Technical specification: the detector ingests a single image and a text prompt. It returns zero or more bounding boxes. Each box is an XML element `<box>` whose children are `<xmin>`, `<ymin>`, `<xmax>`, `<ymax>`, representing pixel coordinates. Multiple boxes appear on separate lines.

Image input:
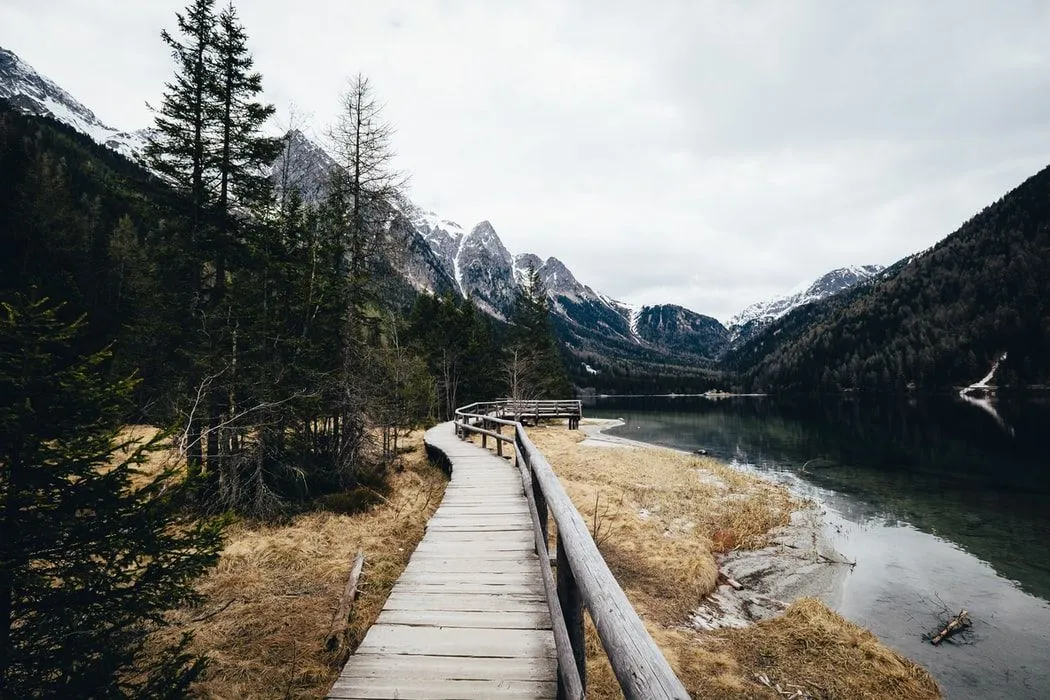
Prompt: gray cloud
<box><xmin>4</xmin><ymin>0</ymin><xmax>1050</xmax><ymax>321</ymax></box>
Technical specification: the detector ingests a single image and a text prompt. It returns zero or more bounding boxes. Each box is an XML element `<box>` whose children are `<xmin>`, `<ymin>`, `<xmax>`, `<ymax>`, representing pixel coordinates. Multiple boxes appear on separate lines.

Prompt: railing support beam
<box><xmin>557</xmin><ymin>532</ymin><xmax>586</xmax><ymax>697</ymax></box>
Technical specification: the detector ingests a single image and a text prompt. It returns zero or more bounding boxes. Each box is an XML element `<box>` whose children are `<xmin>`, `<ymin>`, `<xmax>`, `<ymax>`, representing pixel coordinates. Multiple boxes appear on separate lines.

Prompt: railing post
<box><xmin>533</xmin><ymin>470</ymin><xmax>548</xmax><ymax>548</ymax></box>
<box><xmin>495</xmin><ymin>423</ymin><xmax>503</xmax><ymax>457</ymax></box>
<box><xmin>557</xmin><ymin>532</ymin><xmax>586</xmax><ymax>697</ymax></box>
<box><xmin>481</xmin><ymin>418</ymin><xmax>487</xmax><ymax>449</ymax></box>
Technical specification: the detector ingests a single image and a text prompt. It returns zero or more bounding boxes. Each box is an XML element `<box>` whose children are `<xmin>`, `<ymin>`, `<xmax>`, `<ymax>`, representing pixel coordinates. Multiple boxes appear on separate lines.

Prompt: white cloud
<box><xmin>4</xmin><ymin>0</ymin><xmax>1050</xmax><ymax>321</ymax></box>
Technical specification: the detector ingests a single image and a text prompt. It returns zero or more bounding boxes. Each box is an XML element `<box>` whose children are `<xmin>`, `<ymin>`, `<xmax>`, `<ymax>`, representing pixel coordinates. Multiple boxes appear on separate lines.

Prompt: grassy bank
<box><xmin>144</xmin><ymin>430</ymin><xmax>446</xmax><ymax>699</ymax></box>
<box><xmin>527</xmin><ymin>423</ymin><xmax>940</xmax><ymax>699</ymax></box>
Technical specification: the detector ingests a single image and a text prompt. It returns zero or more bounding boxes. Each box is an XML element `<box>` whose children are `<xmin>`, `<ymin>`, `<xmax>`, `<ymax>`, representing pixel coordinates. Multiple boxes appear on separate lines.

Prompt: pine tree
<box><xmin>147</xmin><ymin>0</ymin><xmax>219</xmax><ymax>473</ymax></box>
<box><xmin>506</xmin><ymin>265</ymin><xmax>572</xmax><ymax>401</ymax></box>
<box><xmin>210</xmin><ymin>1</ymin><xmax>282</xmax><ymax>292</ymax></box>
<box><xmin>147</xmin><ymin>0</ymin><xmax>218</xmax><ymax>241</ymax></box>
<box><xmin>0</xmin><ymin>296</ymin><xmax>223</xmax><ymax>697</ymax></box>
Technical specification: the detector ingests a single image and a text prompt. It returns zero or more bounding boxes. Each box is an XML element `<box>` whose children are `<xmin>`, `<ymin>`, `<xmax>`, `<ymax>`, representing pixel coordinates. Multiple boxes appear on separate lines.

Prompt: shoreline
<box><xmin>580</xmin><ymin>418</ymin><xmax>851</xmax><ymax>630</ymax></box>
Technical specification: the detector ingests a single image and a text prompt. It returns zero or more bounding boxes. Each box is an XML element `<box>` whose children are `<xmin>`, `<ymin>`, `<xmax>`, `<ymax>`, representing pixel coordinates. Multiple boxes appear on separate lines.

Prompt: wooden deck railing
<box><xmin>453</xmin><ymin>400</ymin><xmax>688</xmax><ymax>700</ymax></box>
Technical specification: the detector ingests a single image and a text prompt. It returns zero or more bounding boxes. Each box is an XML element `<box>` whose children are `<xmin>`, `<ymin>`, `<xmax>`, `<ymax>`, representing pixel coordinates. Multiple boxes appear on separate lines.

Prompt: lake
<box><xmin>585</xmin><ymin>393</ymin><xmax>1050</xmax><ymax>700</ymax></box>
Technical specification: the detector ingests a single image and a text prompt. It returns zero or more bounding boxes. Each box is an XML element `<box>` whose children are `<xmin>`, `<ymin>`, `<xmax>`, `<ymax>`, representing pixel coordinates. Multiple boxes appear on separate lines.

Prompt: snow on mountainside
<box><xmin>0</xmin><ymin>44</ymin><xmax>889</xmax><ymax>375</ymax></box>
<box><xmin>0</xmin><ymin>46</ymin><xmax>148</xmax><ymax>162</ymax></box>
<box><xmin>730</xmin><ymin>265</ymin><xmax>884</xmax><ymax>330</ymax></box>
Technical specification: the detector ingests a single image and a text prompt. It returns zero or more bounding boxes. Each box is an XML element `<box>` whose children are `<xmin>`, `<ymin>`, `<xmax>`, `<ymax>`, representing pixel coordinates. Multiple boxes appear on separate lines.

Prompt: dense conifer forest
<box><xmin>0</xmin><ymin>0</ymin><xmax>570</xmax><ymax>693</ymax></box>
<box><xmin>726</xmin><ymin>164</ymin><xmax>1050</xmax><ymax>392</ymax></box>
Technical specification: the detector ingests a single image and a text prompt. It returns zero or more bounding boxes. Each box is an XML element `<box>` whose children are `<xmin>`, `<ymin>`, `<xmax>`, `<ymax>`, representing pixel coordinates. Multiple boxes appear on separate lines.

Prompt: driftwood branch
<box><xmin>931</xmin><ymin>609</ymin><xmax>971</xmax><ymax>645</ymax></box>
<box><xmin>326</xmin><ymin>550</ymin><xmax>365</xmax><ymax>656</ymax></box>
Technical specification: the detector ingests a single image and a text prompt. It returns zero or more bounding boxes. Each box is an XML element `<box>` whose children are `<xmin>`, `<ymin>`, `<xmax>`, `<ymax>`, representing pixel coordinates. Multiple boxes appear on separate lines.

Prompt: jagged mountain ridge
<box><xmin>728</xmin><ymin>265</ymin><xmax>885</xmax><ymax>349</ymax></box>
<box><xmin>0</xmin><ymin>44</ymin><xmax>882</xmax><ymax>384</ymax></box>
<box><xmin>0</xmin><ymin>45</ymin><xmax>148</xmax><ymax>162</ymax></box>
<box><xmin>730</xmin><ymin>265</ymin><xmax>884</xmax><ymax>328</ymax></box>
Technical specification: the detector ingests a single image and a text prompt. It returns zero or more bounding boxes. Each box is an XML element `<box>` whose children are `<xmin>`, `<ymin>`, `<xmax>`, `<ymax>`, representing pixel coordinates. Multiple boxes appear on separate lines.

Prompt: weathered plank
<box><xmin>395</xmin><ymin>570</ymin><xmax>542</xmax><ymax>586</ymax></box>
<box><xmin>400</xmin><ymin>559</ymin><xmax>539</xmax><ymax>574</ymax></box>
<box><xmin>356</xmin><ymin>625</ymin><xmax>556</xmax><ymax>658</ymax></box>
<box><xmin>383</xmin><ymin>592</ymin><xmax>548</xmax><ymax>612</ymax></box>
<box><xmin>328</xmin><ymin>677</ymin><xmax>556</xmax><ymax>699</ymax></box>
<box><xmin>334</xmin><ymin>654</ymin><xmax>555</xmax><ymax>681</ymax></box>
<box><xmin>377</xmin><ymin>608</ymin><xmax>552</xmax><ymax>629</ymax></box>
<box><xmin>390</xmin><ymin>580</ymin><xmax>542</xmax><ymax>596</ymax></box>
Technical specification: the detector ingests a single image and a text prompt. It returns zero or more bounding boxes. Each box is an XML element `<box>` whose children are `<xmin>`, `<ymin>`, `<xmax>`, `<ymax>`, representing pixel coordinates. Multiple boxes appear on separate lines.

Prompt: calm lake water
<box><xmin>585</xmin><ymin>394</ymin><xmax>1050</xmax><ymax>700</ymax></box>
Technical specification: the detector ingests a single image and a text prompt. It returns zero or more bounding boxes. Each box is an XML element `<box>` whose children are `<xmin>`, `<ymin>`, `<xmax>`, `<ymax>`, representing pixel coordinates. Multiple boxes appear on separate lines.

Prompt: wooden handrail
<box><xmin>452</xmin><ymin>399</ymin><xmax>688</xmax><ymax>700</ymax></box>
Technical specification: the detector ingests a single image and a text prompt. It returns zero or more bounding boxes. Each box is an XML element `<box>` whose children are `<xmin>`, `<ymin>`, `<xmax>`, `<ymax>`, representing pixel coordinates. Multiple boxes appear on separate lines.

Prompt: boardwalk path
<box><xmin>327</xmin><ymin>421</ymin><xmax>557</xmax><ymax>699</ymax></box>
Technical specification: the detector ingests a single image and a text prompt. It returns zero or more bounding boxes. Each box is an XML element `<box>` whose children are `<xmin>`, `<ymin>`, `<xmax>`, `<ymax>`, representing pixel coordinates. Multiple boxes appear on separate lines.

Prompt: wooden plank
<box><xmin>395</xmin><ymin>570</ymin><xmax>542</xmax><ymax>586</ymax></box>
<box><xmin>420</xmin><ymin>530</ymin><xmax>535</xmax><ymax>544</ymax></box>
<box><xmin>428</xmin><ymin>513</ymin><xmax>530</xmax><ymax>522</ymax></box>
<box><xmin>336</xmin><ymin>654</ymin><xmax>555</xmax><ymax>681</ymax></box>
<box><xmin>426</xmin><ymin>522</ymin><xmax>533</xmax><ymax>532</ymax></box>
<box><xmin>390</xmin><ymin>581</ymin><xmax>542</xmax><ymax>596</ymax></box>
<box><xmin>400</xmin><ymin>559</ymin><xmax>540</xmax><ymax>575</ymax></box>
<box><xmin>412</xmin><ymin>541</ymin><xmax>535</xmax><ymax>554</ymax></box>
<box><xmin>328</xmin><ymin>676</ymin><xmax>556</xmax><ymax>699</ymax></box>
<box><xmin>383</xmin><ymin>592</ymin><xmax>548</xmax><ymax>612</ymax></box>
<box><xmin>434</xmin><ymin>505</ymin><xmax>530</xmax><ymax>514</ymax></box>
<box><xmin>356</xmin><ymin>624</ymin><xmax>556</xmax><ymax>658</ymax></box>
<box><xmin>410</xmin><ymin>548</ymin><xmax>536</xmax><ymax>559</ymax></box>
<box><xmin>376</xmin><ymin>608</ymin><xmax>552</xmax><ymax>629</ymax></box>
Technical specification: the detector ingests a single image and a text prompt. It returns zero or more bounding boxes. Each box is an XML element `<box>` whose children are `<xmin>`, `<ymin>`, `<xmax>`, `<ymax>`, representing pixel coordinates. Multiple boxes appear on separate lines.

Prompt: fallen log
<box><xmin>326</xmin><ymin>550</ymin><xmax>365</xmax><ymax>656</ymax></box>
<box><xmin>931</xmin><ymin>609</ymin><xmax>970</xmax><ymax>645</ymax></box>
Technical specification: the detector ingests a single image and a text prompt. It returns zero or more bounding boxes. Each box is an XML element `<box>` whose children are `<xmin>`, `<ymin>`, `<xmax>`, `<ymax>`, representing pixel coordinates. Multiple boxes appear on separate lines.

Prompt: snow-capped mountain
<box><xmin>729</xmin><ymin>265</ymin><xmax>884</xmax><ymax>346</ymax></box>
<box><xmin>0</xmin><ymin>46</ymin><xmax>148</xmax><ymax>162</ymax></box>
<box><xmin>0</xmin><ymin>44</ymin><xmax>882</xmax><ymax>383</ymax></box>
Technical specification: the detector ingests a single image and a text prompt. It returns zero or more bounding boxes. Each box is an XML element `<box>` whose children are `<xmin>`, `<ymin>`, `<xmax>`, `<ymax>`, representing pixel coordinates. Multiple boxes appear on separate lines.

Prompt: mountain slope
<box><xmin>0</xmin><ymin>45</ymin><xmax>147</xmax><ymax>162</ymax></box>
<box><xmin>729</xmin><ymin>265</ymin><xmax>884</xmax><ymax>348</ymax></box>
<box><xmin>636</xmin><ymin>305</ymin><xmax>729</xmax><ymax>358</ymax></box>
<box><xmin>730</xmin><ymin>166</ymin><xmax>1050</xmax><ymax>391</ymax></box>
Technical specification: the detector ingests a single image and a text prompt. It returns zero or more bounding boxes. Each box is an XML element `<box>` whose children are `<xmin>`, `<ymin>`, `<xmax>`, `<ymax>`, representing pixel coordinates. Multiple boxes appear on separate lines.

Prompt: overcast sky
<box><xmin>5</xmin><ymin>1</ymin><xmax>1050</xmax><ymax>321</ymax></box>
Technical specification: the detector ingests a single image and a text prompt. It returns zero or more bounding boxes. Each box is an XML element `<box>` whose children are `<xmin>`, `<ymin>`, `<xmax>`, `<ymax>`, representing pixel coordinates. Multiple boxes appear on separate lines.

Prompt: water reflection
<box><xmin>586</xmin><ymin>394</ymin><xmax>1050</xmax><ymax>699</ymax></box>
<box><xmin>587</xmin><ymin>394</ymin><xmax>1050</xmax><ymax>601</ymax></box>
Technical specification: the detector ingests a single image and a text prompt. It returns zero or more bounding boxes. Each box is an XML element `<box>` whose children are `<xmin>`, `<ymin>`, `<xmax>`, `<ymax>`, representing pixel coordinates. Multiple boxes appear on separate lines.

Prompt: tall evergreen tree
<box><xmin>210</xmin><ymin>1</ymin><xmax>282</xmax><ymax>291</ymax></box>
<box><xmin>506</xmin><ymin>265</ymin><xmax>572</xmax><ymax>400</ymax></box>
<box><xmin>0</xmin><ymin>297</ymin><xmax>223</xmax><ymax>697</ymax></box>
<box><xmin>147</xmin><ymin>0</ymin><xmax>218</xmax><ymax>241</ymax></box>
<box><xmin>147</xmin><ymin>0</ymin><xmax>219</xmax><ymax>473</ymax></box>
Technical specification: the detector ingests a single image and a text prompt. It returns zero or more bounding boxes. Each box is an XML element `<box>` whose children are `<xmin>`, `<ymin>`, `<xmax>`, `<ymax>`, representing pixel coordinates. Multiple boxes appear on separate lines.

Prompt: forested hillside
<box><xmin>728</xmin><ymin>164</ymin><xmax>1050</xmax><ymax>392</ymax></box>
<box><xmin>0</xmin><ymin>1</ymin><xmax>571</xmax><ymax>693</ymax></box>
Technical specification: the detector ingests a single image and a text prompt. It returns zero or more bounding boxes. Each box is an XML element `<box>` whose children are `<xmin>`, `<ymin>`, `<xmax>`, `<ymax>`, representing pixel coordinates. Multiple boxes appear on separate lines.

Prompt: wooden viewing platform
<box><xmin>327</xmin><ymin>400</ymin><xmax>688</xmax><ymax>700</ymax></box>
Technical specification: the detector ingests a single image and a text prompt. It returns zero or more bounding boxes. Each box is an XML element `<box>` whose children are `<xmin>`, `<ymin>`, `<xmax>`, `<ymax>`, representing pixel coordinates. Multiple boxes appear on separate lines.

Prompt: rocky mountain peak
<box><xmin>0</xmin><ymin>45</ymin><xmax>147</xmax><ymax>162</ymax></box>
<box><xmin>270</xmin><ymin>129</ymin><xmax>338</xmax><ymax>204</ymax></box>
<box><xmin>730</xmin><ymin>263</ymin><xmax>885</xmax><ymax>330</ymax></box>
<box><xmin>539</xmin><ymin>256</ymin><xmax>588</xmax><ymax>299</ymax></box>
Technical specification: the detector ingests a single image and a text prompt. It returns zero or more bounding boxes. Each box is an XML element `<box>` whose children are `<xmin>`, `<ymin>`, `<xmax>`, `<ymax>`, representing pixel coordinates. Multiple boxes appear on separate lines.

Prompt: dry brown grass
<box><xmin>528</xmin><ymin>424</ymin><xmax>797</xmax><ymax>626</ymax></box>
<box><xmin>527</xmin><ymin>423</ymin><xmax>940</xmax><ymax>700</ymax></box>
<box><xmin>149</xmin><ymin>429</ymin><xmax>447</xmax><ymax>699</ymax></box>
<box><xmin>109</xmin><ymin>425</ymin><xmax>180</xmax><ymax>489</ymax></box>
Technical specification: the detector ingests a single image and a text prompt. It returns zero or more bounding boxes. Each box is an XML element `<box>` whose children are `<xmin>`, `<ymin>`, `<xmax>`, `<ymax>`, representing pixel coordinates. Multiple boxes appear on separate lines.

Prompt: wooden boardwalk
<box><xmin>327</xmin><ymin>421</ymin><xmax>557</xmax><ymax>700</ymax></box>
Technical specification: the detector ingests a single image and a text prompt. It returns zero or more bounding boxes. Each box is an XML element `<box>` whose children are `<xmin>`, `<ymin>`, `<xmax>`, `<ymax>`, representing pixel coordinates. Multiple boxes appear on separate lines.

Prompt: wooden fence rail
<box><xmin>454</xmin><ymin>400</ymin><xmax>688</xmax><ymax>700</ymax></box>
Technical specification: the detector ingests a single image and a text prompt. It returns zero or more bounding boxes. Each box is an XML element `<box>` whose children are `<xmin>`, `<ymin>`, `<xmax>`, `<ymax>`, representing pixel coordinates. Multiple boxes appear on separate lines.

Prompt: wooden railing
<box><xmin>453</xmin><ymin>400</ymin><xmax>688</xmax><ymax>700</ymax></box>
